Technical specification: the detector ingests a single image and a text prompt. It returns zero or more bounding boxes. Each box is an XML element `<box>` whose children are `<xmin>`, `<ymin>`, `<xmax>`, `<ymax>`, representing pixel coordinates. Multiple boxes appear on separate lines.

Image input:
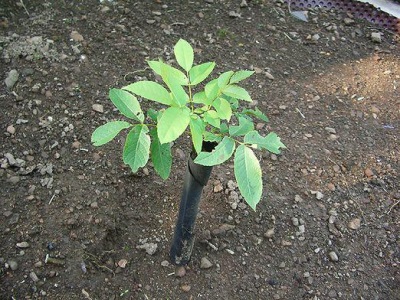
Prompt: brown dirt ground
<box><xmin>1</xmin><ymin>0</ymin><xmax>399</xmax><ymax>299</ymax></box>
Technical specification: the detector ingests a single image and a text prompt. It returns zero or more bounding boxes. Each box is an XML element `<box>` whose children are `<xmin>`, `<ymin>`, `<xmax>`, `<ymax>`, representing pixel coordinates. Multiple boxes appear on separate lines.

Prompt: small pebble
<box><xmin>264</xmin><ymin>228</ymin><xmax>275</xmax><ymax>238</ymax></box>
<box><xmin>92</xmin><ymin>104</ymin><xmax>104</xmax><ymax>113</ymax></box>
<box><xmin>16</xmin><ymin>242</ymin><xmax>30</xmax><ymax>248</ymax></box>
<box><xmin>348</xmin><ymin>218</ymin><xmax>361</xmax><ymax>230</ymax></box>
<box><xmin>328</xmin><ymin>251</ymin><xmax>339</xmax><ymax>262</ymax></box>
<box><xmin>364</xmin><ymin>168</ymin><xmax>374</xmax><ymax>177</ymax></box>
<box><xmin>6</xmin><ymin>125</ymin><xmax>16</xmax><ymax>134</ymax></box>
<box><xmin>200</xmin><ymin>257</ymin><xmax>213</xmax><ymax>269</ymax></box>
<box><xmin>175</xmin><ymin>266</ymin><xmax>186</xmax><ymax>277</ymax></box>
<box><xmin>29</xmin><ymin>271</ymin><xmax>39</xmax><ymax>282</ymax></box>
<box><xmin>181</xmin><ymin>285</ymin><xmax>191</xmax><ymax>292</ymax></box>
<box><xmin>8</xmin><ymin>260</ymin><xmax>18</xmax><ymax>271</ymax></box>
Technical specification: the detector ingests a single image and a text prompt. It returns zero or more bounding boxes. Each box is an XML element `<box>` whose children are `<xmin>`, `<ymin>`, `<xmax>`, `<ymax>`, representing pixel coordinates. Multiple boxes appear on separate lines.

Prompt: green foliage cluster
<box><xmin>91</xmin><ymin>39</ymin><xmax>285</xmax><ymax>210</ymax></box>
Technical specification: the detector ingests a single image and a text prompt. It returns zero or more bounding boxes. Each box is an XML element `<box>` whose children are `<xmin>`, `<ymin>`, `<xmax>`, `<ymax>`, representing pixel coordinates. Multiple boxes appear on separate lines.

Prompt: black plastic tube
<box><xmin>169</xmin><ymin>142</ymin><xmax>216</xmax><ymax>265</ymax></box>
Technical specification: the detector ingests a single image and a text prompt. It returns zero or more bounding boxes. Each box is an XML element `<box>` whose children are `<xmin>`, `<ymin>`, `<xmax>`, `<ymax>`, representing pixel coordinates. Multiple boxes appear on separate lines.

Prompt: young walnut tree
<box><xmin>91</xmin><ymin>39</ymin><xmax>286</xmax><ymax>210</ymax></box>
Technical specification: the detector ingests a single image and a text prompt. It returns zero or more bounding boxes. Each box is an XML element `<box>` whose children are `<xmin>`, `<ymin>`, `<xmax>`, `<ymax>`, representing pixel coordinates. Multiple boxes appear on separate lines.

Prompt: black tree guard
<box><xmin>170</xmin><ymin>142</ymin><xmax>216</xmax><ymax>265</ymax></box>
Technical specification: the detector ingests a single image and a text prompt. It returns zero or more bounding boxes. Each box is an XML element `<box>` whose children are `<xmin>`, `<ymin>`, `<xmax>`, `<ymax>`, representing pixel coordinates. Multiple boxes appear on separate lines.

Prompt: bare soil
<box><xmin>1</xmin><ymin>1</ymin><xmax>399</xmax><ymax>299</ymax></box>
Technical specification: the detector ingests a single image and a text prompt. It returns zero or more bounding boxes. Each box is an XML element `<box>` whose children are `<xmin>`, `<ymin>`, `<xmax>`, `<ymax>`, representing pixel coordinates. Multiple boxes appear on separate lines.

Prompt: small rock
<box><xmin>16</xmin><ymin>242</ymin><xmax>30</xmax><ymax>248</ymax></box>
<box><xmin>161</xmin><ymin>260</ymin><xmax>169</xmax><ymax>267</ymax></box>
<box><xmin>328</xmin><ymin>251</ymin><xmax>339</xmax><ymax>262</ymax></box>
<box><xmin>371</xmin><ymin>106</ymin><xmax>380</xmax><ymax>113</ymax></box>
<box><xmin>175</xmin><ymin>266</ymin><xmax>186</xmax><ymax>277</ymax></box>
<box><xmin>137</xmin><ymin>242</ymin><xmax>157</xmax><ymax>255</ymax></box>
<box><xmin>298</xmin><ymin>225</ymin><xmax>305</xmax><ymax>234</ymax></box>
<box><xmin>5</xmin><ymin>69</ymin><xmax>19</xmax><ymax>89</ymax></box>
<box><xmin>200</xmin><ymin>257</ymin><xmax>213</xmax><ymax>269</ymax></box>
<box><xmin>29</xmin><ymin>271</ymin><xmax>39</xmax><ymax>282</ymax></box>
<box><xmin>228</xmin><ymin>11</ymin><xmax>241</xmax><ymax>18</ymax></box>
<box><xmin>118</xmin><ymin>259</ymin><xmax>128</xmax><ymax>268</ymax></box>
<box><xmin>92</xmin><ymin>104</ymin><xmax>104</xmax><ymax>113</ymax></box>
<box><xmin>264</xmin><ymin>228</ymin><xmax>275</xmax><ymax>238</ymax></box>
<box><xmin>212</xmin><ymin>224</ymin><xmax>235</xmax><ymax>236</ymax></box>
<box><xmin>181</xmin><ymin>285</ymin><xmax>191</xmax><ymax>292</ymax></box>
<box><xmin>364</xmin><ymin>168</ymin><xmax>374</xmax><ymax>177</ymax></box>
<box><xmin>240</xmin><ymin>0</ymin><xmax>248</xmax><ymax>8</ymax></box>
<box><xmin>315</xmin><ymin>191</ymin><xmax>324</xmax><ymax>200</ymax></box>
<box><xmin>294</xmin><ymin>195</ymin><xmax>303</xmax><ymax>203</ymax></box>
<box><xmin>213</xmin><ymin>181</ymin><xmax>223</xmax><ymax>193</ymax></box>
<box><xmin>70</xmin><ymin>31</ymin><xmax>84</xmax><ymax>42</ymax></box>
<box><xmin>348</xmin><ymin>218</ymin><xmax>361</xmax><ymax>230</ymax></box>
<box><xmin>312</xmin><ymin>34</ymin><xmax>320</xmax><ymax>41</ymax></box>
<box><xmin>270</xmin><ymin>154</ymin><xmax>278</xmax><ymax>161</ymax></box>
<box><xmin>6</xmin><ymin>125</ymin><xmax>16</xmax><ymax>134</ymax></box>
<box><xmin>343</xmin><ymin>17</ymin><xmax>355</xmax><ymax>25</ymax></box>
<box><xmin>7</xmin><ymin>260</ymin><xmax>18</xmax><ymax>271</ymax></box>
<box><xmin>264</xmin><ymin>71</ymin><xmax>274</xmax><ymax>80</ymax></box>
<box><xmin>7</xmin><ymin>176</ymin><xmax>20</xmax><ymax>184</ymax></box>
<box><xmin>371</xmin><ymin>32</ymin><xmax>382</xmax><ymax>43</ymax></box>
<box><xmin>325</xmin><ymin>127</ymin><xmax>336</xmax><ymax>134</ymax></box>
<box><xmin>292</xmin><ymin>217</ymin><xmax>299</xmax><ymax>226</ymax></box>
<box><xmin>72</xmin><ymin>141</ymin><xmax>81</xmax><ymax>149</ymax></box>
<box><xmin>327</xmin><ymin>183</ymin><xmax>336</xmax><ymax>191</ymax></box>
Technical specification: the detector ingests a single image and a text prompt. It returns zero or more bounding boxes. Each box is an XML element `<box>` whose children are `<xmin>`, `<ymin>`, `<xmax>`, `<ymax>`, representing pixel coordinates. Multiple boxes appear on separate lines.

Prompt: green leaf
<box><xmin>217</xmin><ymin>71</ymin><xmax>234</xmax><ymax>88</ymax></box>
<box><xmin>109</xmin><ymin>88</ymin><xmax>144</xmax><ymax>122</ymax></box>
<box><xmin>229</xmin><ymin>116</ymin><xmax>254</xmax><ymax>136</ymax></box>
<box><xmin>157</xmin><ymin>106</ymin><xmax>190</xmax><ymax>144</ymax></box>
<box><xmin>123</xmin><ymin>125</ymin><xmax>150</xmax><ymax>173</ymax></box>
<box><xmin>222</xmin><ymin>85</ymin><xmax>252</xmax><ymax>102</ymax></box>
<box><xmin>263</xmin><ymin>132</ymin><xmax>286</xmax><ymax>154</ymax></box>
<box><xmin>189</xmin><ymin>62</ymin><xmax>215</xmax><ymax>85</ymax></box>
<box><xmin>174</xmin><ymin>39</ymin><xmax>194</xmax><ymax>72</ymax></box>
<box><xmin>150</xmin><ymin>128</ymin><xmax>172</xmax><ymax>179</ymax></box>
<box><xmin>147</xmin><ymin>60</ymin><xmax>188</xmax><ymax>85</ymax></box>
<box><xmin>204</xmin><ymin>131</ymin><xmax>223</xmax><ymax>143</ymax></box>
<box><xmin>159</xmin><ymin>62</ymin><xmax>189</xmax><ymax>107</ymax></box>
<box><xmin>204</xmin><ymin>110</ymin><xmax>220</xmax><ymax>128</ymax></box>
<box><xmin>190</xmin><ymin>116</ymin><xmax>205</xmax><ymax>154</ymax></box>
<box><xmin>242</xmin><ymin>107</ymin><xmax>269</xmax><ymax>122</ymax></box>
<box><xmin>234</xmin><ymin>145</ymin><xmax>262</xmax><ymax>211</ymax></box>
<box><xmin>205</xmin><ymin>79</ymin><xmax>220</xmax><ymax>102</ymax></box>
<box><xmin>230</xmin><ymin>70</ymin><xmax>254</xmax><ymax>84</ymax></box>
<box><xmin>193</xmin><ymin>91</ymin><xmax>212</xmax><ymax>105</ymax></box>
<box><xmin>91</xmin><ymin>121</ymin><xmax>132</xmax><ymax>146</ymax></box>
<box><xmin>220</xmin><ymin>122</ymin><xmax>229</xmax><ymax>134</ymax></box>
<box><xmin>213</xmin><ymin>97</ymin><xmax>232</xmax><ymax>121</ymax></box>
<box><xmin>194</xmin><ymin>136</ymin><xmax>235</xmax><ymax>166</ymax></box>
<box><xmin>147</xmin><ymin>108</ymin><xmax>159</xmax><ymax>122</ymax></box>
<box><xmin>123</xmin><ymin>81</ymin><xmax>172</xmax><ymax>106</ymax></box>
<box><xmin>244</xmin><ymin>131</ymin><xmax>286</xmax><ymax>154</ymax></box>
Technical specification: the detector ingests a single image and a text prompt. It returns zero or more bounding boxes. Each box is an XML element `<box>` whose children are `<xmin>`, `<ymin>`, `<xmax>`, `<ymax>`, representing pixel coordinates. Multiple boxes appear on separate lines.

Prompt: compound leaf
<box><xmin>91</xmin><ymin>121</ymin><xmax>132</xmax><ymax>146</ymax></box>
<box><xmin>234</xmin><ymin>145</ymin><xmax>262</xmax><ymax>211</ymax></box>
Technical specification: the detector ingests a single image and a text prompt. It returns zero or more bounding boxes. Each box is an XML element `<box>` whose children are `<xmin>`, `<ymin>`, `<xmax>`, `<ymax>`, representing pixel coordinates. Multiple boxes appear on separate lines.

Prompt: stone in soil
<box><xmin>136</xmin><ymin>242</ymin><xmax>157</xmax><ymax>255</ymax></box>
<box><xmin>348</xmin><ymin>218</ymin><xmax>361</xmax><ymax>230</ymax></box>
<box><xmin>175</xmin><ymin>266</ymin><xmax>186</xmax><ymax>277</ymax></box>
<box><xmin>200</xmin><ymin>257</ymin><xmax>213</xmax><ymax>269</ymax></box>
<box><xmin>181</xmin><ymin>285</ymin><xmax>191</xmax><ymax>292</ymax></box>
<box><xmin>7</xmin><ymin>260</ymin><xmax>18</xmax><ymax>271</ymax></box>
<box><xmin>5</xmin><ymin>69</ymin><xmax>19</xmax><ymax>89</ymax></box>
<box><xmin>328</xmin><ymin>251</ymin><xmax>339</xmax><ymax>262</ymax></box>
<box><xmin>6</xmin><ymin>125</ymin><xmax>16</xmax><ymax>134</ymax></box>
